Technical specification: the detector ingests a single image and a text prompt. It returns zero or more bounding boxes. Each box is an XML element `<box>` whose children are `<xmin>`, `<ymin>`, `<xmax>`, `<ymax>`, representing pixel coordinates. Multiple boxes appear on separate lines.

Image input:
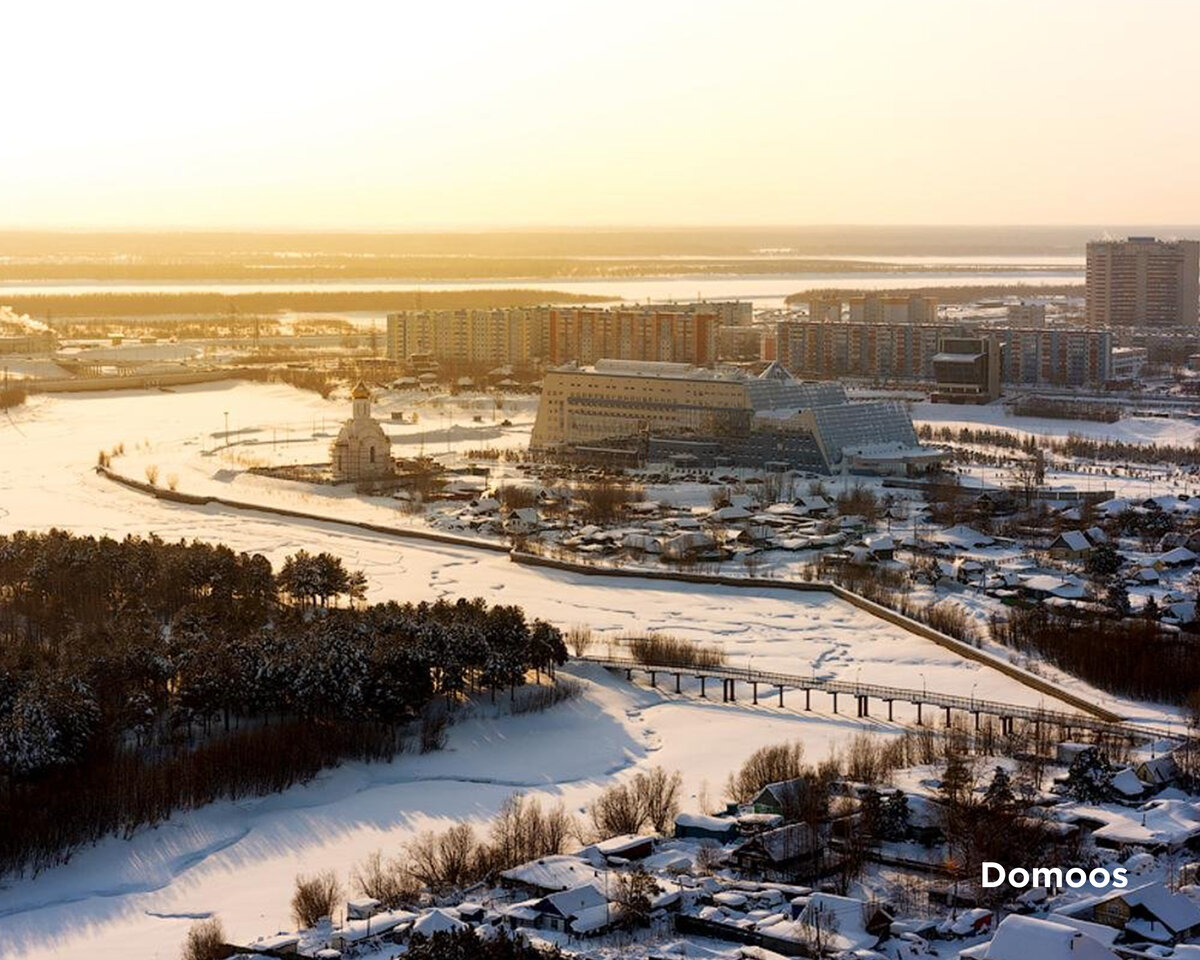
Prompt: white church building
<box><xmin>330</xmin><ymin>381</ymin><xmax>392</xmax><ymax>483</ymax></box>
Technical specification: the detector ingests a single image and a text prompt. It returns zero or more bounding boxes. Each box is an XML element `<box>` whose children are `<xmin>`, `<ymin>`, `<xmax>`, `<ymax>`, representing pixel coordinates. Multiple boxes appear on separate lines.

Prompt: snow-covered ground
<box><xmin>0</xmin><ymin>381</ymin><xmax>1179</xmax><ymax>959</ymax></box>
<box><xmin>912</xmin><ymin>399</ymin><xmax>1200</xmax><ymax>448</ymax></box>
<box><xmin>0</xmin><ymin>661</ymin><xmax>887</xmax><ymax>960</ymax></box>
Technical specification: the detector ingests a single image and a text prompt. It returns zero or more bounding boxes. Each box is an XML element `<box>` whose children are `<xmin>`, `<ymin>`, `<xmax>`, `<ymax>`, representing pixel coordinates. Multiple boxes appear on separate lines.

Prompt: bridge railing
<box><xmin>573</xmin><ymin>655</ymin><xmax>1184</xmax><ymax>743</ymax></box>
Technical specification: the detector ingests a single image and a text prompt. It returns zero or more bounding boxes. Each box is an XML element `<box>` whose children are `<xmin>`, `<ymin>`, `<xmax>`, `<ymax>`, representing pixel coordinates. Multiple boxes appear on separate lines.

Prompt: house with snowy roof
<box><xmin>1019</xmin><ymin>574</ymin><xmax>1086</xmax><ymax>601</ymax></box>
<box><xmin>1050</xmin><ymin>530</ymin><xmax>1093</xmax><ymax>560</ymax></box>
<box><xmin>859</xmin><ymin>533</ymin><xmax>896</xmax><ymax>560</ymax></box>
<box><xmin>1157</xmin><ymin>546</ymin><xmax>1197</xmax><ymax>568</ymax></box>
<box><xmin>499</xmin><ymin>854</ymin><xmax>608</xmax><ymax>897</ymax></box>
<box><xmin>731</xmin><ymin>822</ymin><xmax>821</xmax><ymax>877</ymax></box>
<box><xmin>1080</xmin><ymin>880</ymin><xmax>1200</xmax><ymax>945</ymax></box>
<box><xmin>503</xmin><ymin>883</ymin><xmax>614</xmax><ymax>936</ymax></box>
<box><xmin>1065</xmin><ymin>799</ymin><xmax>1200</xmax><ymax>852</ymax></box>
<box><xmin>1136</xmin><ymin>754</ymin><xmax>1180</xmax><ymax>787</ymax></box>
<box><xmin>931</xmin><ymin>524</ymin><xmax>994</xmax><ymax>551</ymax></box>
<box><xmin>674</xmin><ymin>812</ymin><xmax>739</xmax><ymax>843</ymax></box>
<box><xmin>749</xmin><ymin>776</ymin><xmax>814</xmax><ymax>818</ymax></box>
<box><xmin>959</xmin><ymin>914</ymin><xmax>1117</xmax><ymax>960</ymax></box>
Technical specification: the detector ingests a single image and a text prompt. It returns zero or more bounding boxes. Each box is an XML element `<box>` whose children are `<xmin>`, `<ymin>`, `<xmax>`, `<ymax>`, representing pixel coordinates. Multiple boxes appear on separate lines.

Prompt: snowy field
<box><xmin>912</xmin><ymin>399</ymin><xmax>1200</xmax><ymax>448</ymax></box>
<box><xmin>0</xmin><ymin>382</ymin><xmax>1168</xmax><ymax>959</ymax></box>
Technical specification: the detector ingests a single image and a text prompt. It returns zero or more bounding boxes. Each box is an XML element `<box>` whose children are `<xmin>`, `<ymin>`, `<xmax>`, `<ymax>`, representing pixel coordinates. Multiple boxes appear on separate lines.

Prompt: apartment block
<box><xmin>777</xmin><ymin>320</ymin><xmax>1112</xmax><ymax>388</ymax></box>
<box><xmin>1086</xmin><ymin>236</ymin><xmax>1200</xmax><ymax>327</ymax></box>
<box><xmin>847</xmin><ymin>294</ymin><xmax>937</xmax><ymax>325</ymax></box>
<box><xmin>385</xmin><ymin>309</ymin><xmax>550</xmax><ymax>365</ymax></box>
<box><xmin>1007</xmin><ymin>302</ymin><xmax>1047</xmax><ymax>327</ymax></box>
<box><xmin>992</xmin><ymin>327</ymin><xmax>1112</xmax><ymax>386</ymax></box>
<box><xmin>547</xmin><ymin>308</ymin><xmax>718</xmax><ymax>366</ymax></box>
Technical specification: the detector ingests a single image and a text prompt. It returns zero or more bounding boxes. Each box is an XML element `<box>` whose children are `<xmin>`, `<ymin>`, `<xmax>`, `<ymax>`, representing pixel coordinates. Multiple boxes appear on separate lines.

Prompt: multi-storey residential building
<box><xmin>777</xmin><ymin>320</ymin><xmax>1112</xmax><ymax>387</ymax></box>
<box><xmin>717</xmin><ymin>324</ymin><xmax>767</xmax><ymax>360</ymax></box>
<box><xmin>1007</xmin><ymin>302</ymin><xmax>1047</xmax><ymax>327</ymax></box>
<box><xmin>847</xmin><ymin>294</ymin><xmax>937</xmax><ymax>325</ymax></box>
<box><xmin>807</xmin><ymin>297</ymin><xmax>841</xmax><ymax>323</ymax></box>
<box><xmin>646</xmin><ymin>300</ymin><xmax>751</xmax><ymax>326</ymax></box>
<box><xmin>547</xmin><ymin>308</ymin><xmax>718</xmax><ymax>366</ymax></box>
<box><xmin>991</xmin><ymin>327</ymin><xmax>1112</xmax><ymax>386</ymax></box>
<box><xmin>776</xmin><ymin>320</ymin><xmax>945</xmax><ymax>380</ymax></box>
<box><xmin>385</xmin><ymin>309</ymin><xmax>550</xmax><ymax>365</ymax></box>
<box><xmin>1086</xmin><ymin>237</ymin><xmax>1200</xmax><ymax>327</ymax></box>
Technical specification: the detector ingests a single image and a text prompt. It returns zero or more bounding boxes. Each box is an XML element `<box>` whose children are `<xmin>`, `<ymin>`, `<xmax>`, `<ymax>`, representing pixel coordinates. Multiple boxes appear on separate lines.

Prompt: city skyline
<box><xmin>7</xmin><ymin>0</ymin><xmax>1200</xmax><ymax>230</ymax></box>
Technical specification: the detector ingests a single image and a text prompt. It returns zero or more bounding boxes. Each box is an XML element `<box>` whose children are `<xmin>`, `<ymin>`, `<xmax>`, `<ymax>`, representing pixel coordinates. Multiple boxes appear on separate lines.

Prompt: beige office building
<box><xmin>531</xmin><ymin>360</ymin><xmax>753</xmax><ymax>447</ymax></box>
<box><xmin>1086</xmin><ymin>237</ymin><xmax>1200</xmax><ymax>327</ymax></box>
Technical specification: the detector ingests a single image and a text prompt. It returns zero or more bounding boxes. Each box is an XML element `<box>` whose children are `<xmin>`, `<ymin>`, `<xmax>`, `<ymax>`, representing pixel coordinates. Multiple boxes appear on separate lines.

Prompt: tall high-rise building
<box><xmin>1085</xmin><ymin>237</ymin><xmax>1200</xmax><ymax>327</ymax></box>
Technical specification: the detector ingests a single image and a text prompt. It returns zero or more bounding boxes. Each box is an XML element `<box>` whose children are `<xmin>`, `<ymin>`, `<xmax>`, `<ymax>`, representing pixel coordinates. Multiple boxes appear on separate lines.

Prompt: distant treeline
<box><xmin>5</xmin><ymin>288</ymin><xmax>613</xmax><ymax>319</ymax></box>
<box><xmin>784</xmin><ymin>283</ymin><xmax>1084</xmax><ymax>305</ymax></box>
<box><xmin>0</xmin><ymin>531</ymin><xmax>566</xmax><ymax>876</ymax></box>
<box><xmin>919</xmin><ymin>422</ymin><xmax>1200</xmax><ymax>466</ymax></box>
<box><xmin>0</xmin><ymin>257</ymin><xmax>1076</xmax><ymax>284</ymax></box>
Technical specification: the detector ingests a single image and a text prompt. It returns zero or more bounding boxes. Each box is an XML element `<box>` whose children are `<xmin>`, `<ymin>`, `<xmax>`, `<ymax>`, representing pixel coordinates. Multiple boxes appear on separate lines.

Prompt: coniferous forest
<box><xmin>0</xmin><ymin>530</ymin><xmax>566</xmax><ymax>877</ymax></box>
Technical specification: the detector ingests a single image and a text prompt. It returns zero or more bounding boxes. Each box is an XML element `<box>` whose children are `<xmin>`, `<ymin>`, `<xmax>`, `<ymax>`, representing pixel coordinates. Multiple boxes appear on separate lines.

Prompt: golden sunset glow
<box><xmin>4</xmin><ymin>1</ymin><xmax>1200</xmax><ymax>228</ymax></box>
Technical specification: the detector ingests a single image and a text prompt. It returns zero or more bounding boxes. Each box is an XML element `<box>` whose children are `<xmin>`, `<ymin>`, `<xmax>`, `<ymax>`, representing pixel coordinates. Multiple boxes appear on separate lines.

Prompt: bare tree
<box><xmin>633</xmin><ymin>767</ymin><xmax>683</xmax><ymax>834</ymax></box>
<box><xmin>589</xmin><ymin>782</ymin><xmax>646</xmax><ymax>837</ymax></box>
<box><xmin>351</xmin><ymin>850</ymin><xmax>418</xmax><ymax>909</ymax></box>
<box><xmin>291</xmin><ymin>871</ymin><xmax>342</xmax><ymax>929</ymax></box>
<box><xmin>726</xmin><ymin>741</ymin><xmax>806</xmax><ymax>804</ymax></box>
<box><xmin>181</xmin><ymin>917</ymin><xmax>226</xmax><ymax>960</ymax></box>
<box><xmin>567</xmin><ymin>625</ymin><xmax>594</xmax><ymax>658</ymax></box>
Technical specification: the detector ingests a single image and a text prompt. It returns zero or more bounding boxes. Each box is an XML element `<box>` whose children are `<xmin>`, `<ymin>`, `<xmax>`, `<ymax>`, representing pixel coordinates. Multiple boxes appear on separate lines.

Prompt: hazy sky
<box><xmin>6</xmin><ymin>0</ymin><xmax>1200</xmax><ymax>229</ymax></box>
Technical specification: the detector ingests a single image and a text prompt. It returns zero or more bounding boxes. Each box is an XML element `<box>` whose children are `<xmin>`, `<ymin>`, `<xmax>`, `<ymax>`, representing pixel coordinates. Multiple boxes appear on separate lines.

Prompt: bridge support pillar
<box><xmin>699</xmin><ymin>676</ymin><xmax>706</xmax><ymax>698</ymax></box>
<box><xmin>675</xmin><ymin>673</ymin><xmax>681</xmax><ymax>694</ymax></box>
<box><xmin>721</xmin><ymin>679</ymin><xmax>727</xmax><ymax>702</ymax></box>
<box><xmin>650</xmin><ymin>671</ymin><xmax>656</xmax><ymax>689</ymax></box>
<box><xmin>973</xmin><ymin>711</ymin><xmax>980</xmax><ymax>731</ymax></box>
<box><xmin>831</xmin><ymin>692</ymin><xmax>838</xmax><ymax>714</ymax></box>
<box><xmin>916</xmin><ymin>702</ymin><xmax>923</xmax><ymax>726</ymax></box>
<box><xmin>886</xmin><ymin>699</ymin><xmax>894</xmax><ymax>722</ymax></box>
<box><xmin>944</xmin><ymin>706</ymin><xmax>952</xmax><ymax>727</ymax></box>
<box><xmin>626</xmin><ymin>669</ymin><xmax>632</xmax><ymax>681</ymax></box>
<box><xmin>805</xmin><ymin>689</ymin><xmax>811</xmax><ymax>711</ymax></box>
<box><xmin>729</xmin><ymin>680</ymin><xmax>735</xmax><ymax>702</ymax></box>
<box><xmin>778</xmin><ymin>685</ymin><xmax>784</xmax><ymax>708</ymax></box>
<box><xmin>751</xmin><ymin>681</ymin><xmax>758</xmax><ymax>705</ymax></box>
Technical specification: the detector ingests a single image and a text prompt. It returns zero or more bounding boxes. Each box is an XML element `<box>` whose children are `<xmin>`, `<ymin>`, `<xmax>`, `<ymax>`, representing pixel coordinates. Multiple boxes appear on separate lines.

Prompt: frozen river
<box><xmin>0</xmin><ymin>263</ymin><xmax>1082</xmax><ymax>310</ymax></box>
